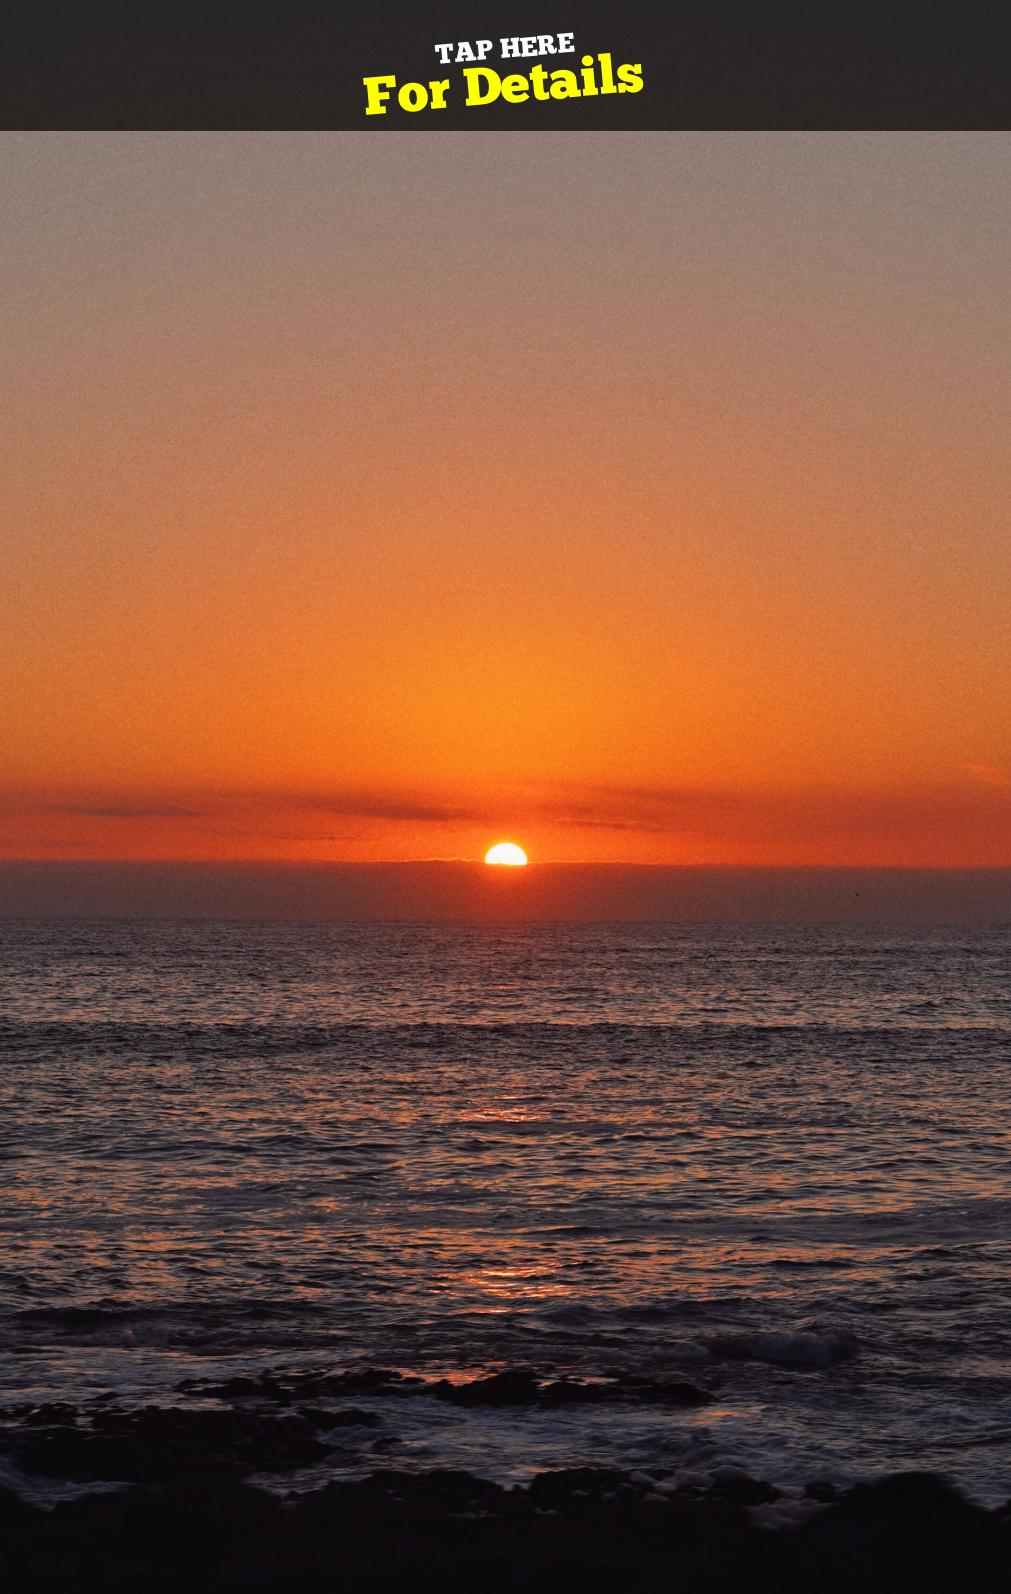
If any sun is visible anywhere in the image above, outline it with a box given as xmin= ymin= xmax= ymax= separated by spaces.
xmin=484 ymin=842 xmax=528 ymax=867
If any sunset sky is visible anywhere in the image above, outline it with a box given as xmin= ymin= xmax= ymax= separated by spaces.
xmin=3 ymin=131 xmax=1010 ymax=866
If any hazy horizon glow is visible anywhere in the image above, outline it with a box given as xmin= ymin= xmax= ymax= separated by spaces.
xmin=3 ymin=132 xmax=1010 ymax=867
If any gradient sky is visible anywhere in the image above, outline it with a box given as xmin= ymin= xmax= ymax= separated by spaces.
xmin=2 ymin=131 xmax=1009 ymax=865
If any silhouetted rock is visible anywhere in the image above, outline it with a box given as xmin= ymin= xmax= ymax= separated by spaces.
xmin=528 ymin=1467 xmax=650 ymax=1506
xmin=623 ymin=1375 xmax=713 ymax=1405
xmin=804 ymin=1478 xmax=840 ymax=1501
xmin=2 ymin=1462 xmax=1006 ymax=1593
xmin=708 ymin=1464 xmax=781 ymax=1505
xmin=7 ymin=1404 xmax=331 ymax=1483
xmin=435 ymin=1368 xmax=541 ymax=1406
xmin=538 ymin=1376 xmax=608 ymax=1405
xmin=176 ymin=1365 xmax=410 ymax=1402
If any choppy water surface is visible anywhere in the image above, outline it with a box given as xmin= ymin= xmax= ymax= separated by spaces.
xmin=1 ymin=921 xmax=1010 ymax=1502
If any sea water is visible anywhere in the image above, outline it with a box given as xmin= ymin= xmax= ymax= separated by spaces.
xmin=2 ymin=921 xmax=1010 ymax=1501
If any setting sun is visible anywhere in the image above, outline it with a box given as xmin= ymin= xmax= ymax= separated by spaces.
xmin=484 ymin=842 xmax=528 ymax=867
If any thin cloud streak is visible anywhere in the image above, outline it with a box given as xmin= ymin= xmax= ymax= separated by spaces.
xmin=53 ymin=804 xmax=206 ymax=820
xmin=2 ymin=776 xmax=1009 ymax=867
xmin=961 ymin=763 xmax=1010 ymax=788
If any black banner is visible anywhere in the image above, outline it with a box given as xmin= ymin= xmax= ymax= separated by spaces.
xmin=4 ymin=2 xmax=1008 ymax=130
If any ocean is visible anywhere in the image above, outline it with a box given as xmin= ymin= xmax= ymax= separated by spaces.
xmin=2 ymin=920 xmax=1010 ymax=1506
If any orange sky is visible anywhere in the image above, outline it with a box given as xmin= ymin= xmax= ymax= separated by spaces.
xmin=2 ymin=132 xmax=1009 ymax=865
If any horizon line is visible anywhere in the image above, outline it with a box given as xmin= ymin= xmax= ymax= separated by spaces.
xmin=3 ymin=859 xmax=1011 ymax=873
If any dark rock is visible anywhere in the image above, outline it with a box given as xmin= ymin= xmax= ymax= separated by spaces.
xmin=0 ymin=1484 xmax=43 ymax=1533
xmin=539 ymin=1378 xmax=608 ymax=1405
xmin=795 ymin=1471 xmax=997 ymax=1582
xmin=804 ymin=1478 xmax=840 ymax=1501
xmin=2 ymin=1463 xmax=1004 ymax=1593
xmin=299 ymin=1368 xmax=410 ymax=1399
xmin=21 ymin=1402 xmax=81 ymax=1427
xmin=624 ymin=1376 xmax=713 ymax=1406
xmin=365 ymin=1468 xmax=508 ymax=1509
xmin=708 ymin=1467 xmax=781 ymax=1505
xmin=201 ymin=1373 xmax=289 ymax=1402
xmin=528 ymin=1468 xmax=650 ymax=1507
xmin=844 ymin=1472 xmax=980 ymax=1512
xmin=10 ymin=1403 xmax=332 ymax=1483
xmin=436 ymin=1369 xmax=541 ymax=1406
xmin=175 ymin=1366 xmax=409 ymax=1403
xmin=293 ymin=1467 xmax=509 ymax=1523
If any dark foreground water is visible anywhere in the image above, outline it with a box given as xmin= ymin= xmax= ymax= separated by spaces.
xmin=1 ymin=921 xmax=1010 ymax=1505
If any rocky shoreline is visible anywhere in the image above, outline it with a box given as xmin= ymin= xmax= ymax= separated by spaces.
xmin=3 ymin=1372 xmax=1009 ymax=1590
xmin=5 ymin=1460 xmax=1008 ymax=1591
